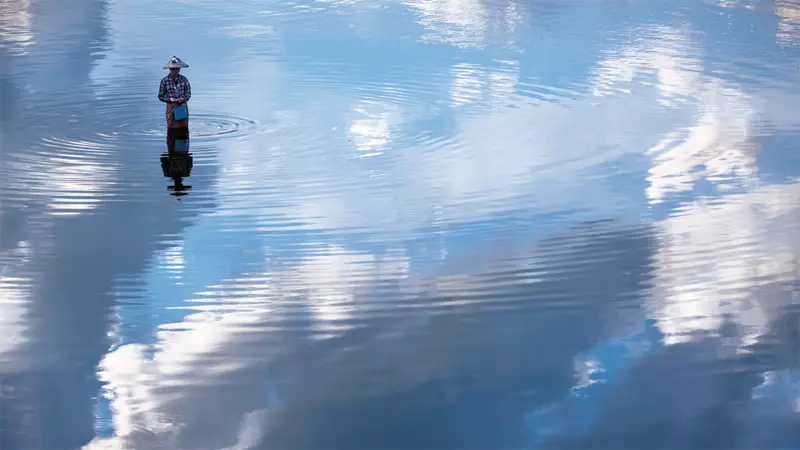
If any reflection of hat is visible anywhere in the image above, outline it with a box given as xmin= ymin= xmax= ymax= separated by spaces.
xmin=163 ymin=56 xmax=189 ymax=69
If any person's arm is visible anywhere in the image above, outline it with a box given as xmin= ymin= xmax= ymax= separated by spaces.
xmin=180 ymin=79 xmax=191 ymax=104
xmin=158 ymin=78 xmax=169 ymax=103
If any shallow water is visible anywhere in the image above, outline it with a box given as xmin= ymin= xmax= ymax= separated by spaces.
xmin=1 ymin=0 xmax=800 ymax=448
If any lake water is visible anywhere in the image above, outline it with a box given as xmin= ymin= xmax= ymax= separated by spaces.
xmin=1 ymin=0 xmax=800 ymax=448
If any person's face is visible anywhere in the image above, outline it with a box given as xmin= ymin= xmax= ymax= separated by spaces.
xmin=170 ymin=67 xmax=180 ymax=77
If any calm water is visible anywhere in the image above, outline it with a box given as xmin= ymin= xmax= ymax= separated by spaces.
xmin=1 ymin=0 xmax=800 ymax=448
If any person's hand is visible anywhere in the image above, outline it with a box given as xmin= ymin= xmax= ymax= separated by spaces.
xmin=169 ymin=97 xmax=177 ymax=103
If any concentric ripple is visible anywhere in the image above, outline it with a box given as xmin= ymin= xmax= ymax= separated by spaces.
xmin=113 ymin=113 xmax=259 ymax=142
xmin=1 ymin=136 xmax=121 ymax=215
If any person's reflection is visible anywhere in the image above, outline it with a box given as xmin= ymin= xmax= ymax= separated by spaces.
xmin=160 ymin=127 xmax=193 ymax=197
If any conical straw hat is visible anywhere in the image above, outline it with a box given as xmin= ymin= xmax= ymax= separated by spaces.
xmin=163 ymin=56 xmax=189 ymax=69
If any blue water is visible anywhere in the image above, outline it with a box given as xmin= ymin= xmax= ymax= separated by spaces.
xmin=1 ymin=0 xmax=800 ymax=448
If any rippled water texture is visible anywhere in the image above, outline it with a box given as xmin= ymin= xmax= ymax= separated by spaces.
xmin=2 ymin=0 xmax=800 ymax=448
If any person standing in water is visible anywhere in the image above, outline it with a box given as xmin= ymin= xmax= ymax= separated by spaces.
xmin=158 ymin=56 xmax=191 ymax=138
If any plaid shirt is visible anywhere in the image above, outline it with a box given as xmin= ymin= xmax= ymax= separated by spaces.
xmin=158 ymin=74 xmax=191 ymax=104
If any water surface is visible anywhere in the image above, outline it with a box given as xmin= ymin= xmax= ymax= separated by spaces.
xmin=1 ymin=0 xmax=800 ymax=448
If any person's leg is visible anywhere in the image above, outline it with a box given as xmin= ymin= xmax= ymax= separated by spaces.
xmin=167 ymin=127 xmax=176 ymax=155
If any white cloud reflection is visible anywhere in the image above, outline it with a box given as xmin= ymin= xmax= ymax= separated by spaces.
xmin=592 ymin=23 xmax=799 ymax=349
xmin=776 ymin=0 xmax=800 ymax=48
xmin=199 ymin=17 xmax=800 ymax=243
xmin=348 ymin=104 xmax=392 ymax=157
xmin=405 ymin=0 xmax=488 ymax=46
xmin=0 ymin=241 xmax=34 ymax=370
xmin=2 ymin=139 xmax=120 ymax=216
xmin=403 ymin=0 xmax=521 ymax=47
xmin=85 ymin=245 xmax=409 ymax=449
xmin=449 ymin=60 xmax=519 ymax=107
xmin=0 ymin=0 xmax=32 ymax=56
xmin=650 ymin=182 xmax=800 ymax=347
xmin=590 ymin=26 xmax=702 ymax=106
xmin=645 ymin=82 xmax=759 ymax=204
